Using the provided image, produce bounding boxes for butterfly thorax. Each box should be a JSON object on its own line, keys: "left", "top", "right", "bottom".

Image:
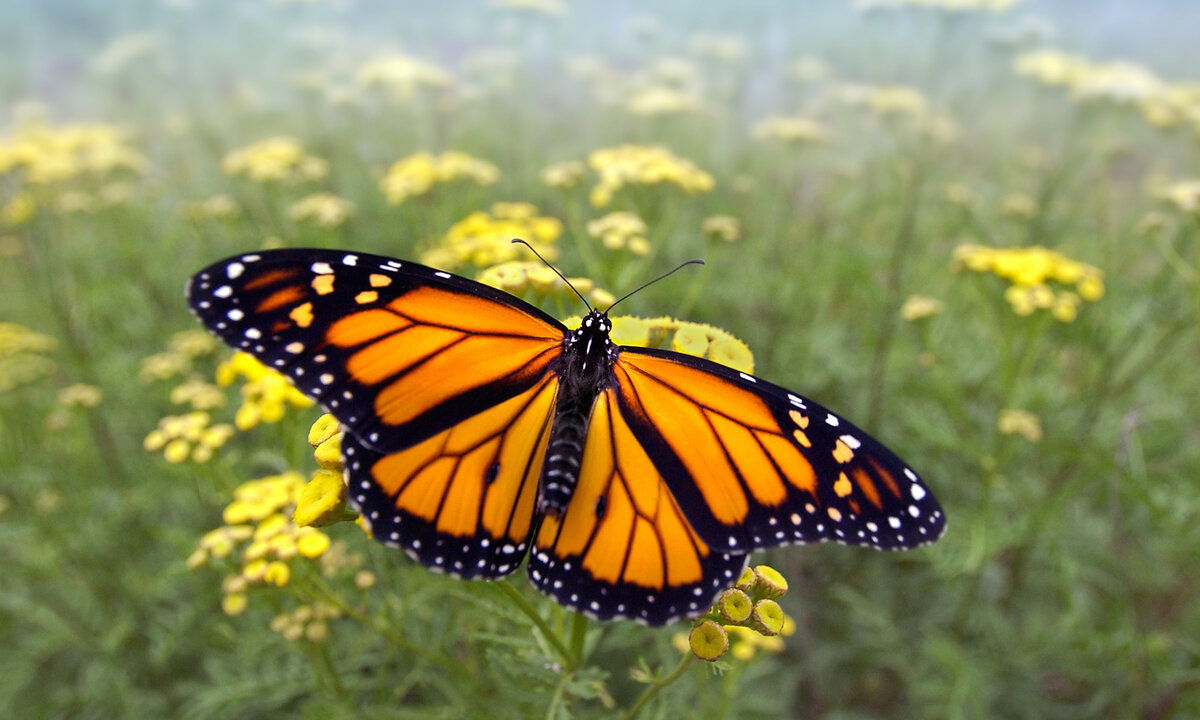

{"left": 539, "top": 311, "right": 619, "bottom": 517}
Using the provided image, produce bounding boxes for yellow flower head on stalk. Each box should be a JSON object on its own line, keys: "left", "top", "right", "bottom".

{"left": 189, "top": 470, "right": 340, "bottom": 616}
{"left": 0, "top": 120, "right": 148, "bottom": 184}
{"left": 0, "top": 192, "right": 36, "bottom": 227}
{"left": 701, "top": 214, "right": 741, "bottom": 243}
{"left": 356, "top": 53, "right": 453, "bottom": 101}
{"left": 420, "top": 202, "right": 561, "bottom": 271}
{"left": 169, "top": 377, "right": 226, "bottom": 410}
{"left": 57, "top": 383, "right": 103, "bottom": 408}
{"left": 477, "top": 261, "right": 600, "bottom": 303}
{"left": 953, "top": 244, "right": 1104, "bottom": 321}
{"left": 215, "top": 351, "right": 315, "bottom": 430}
{"left": 143, "top": 411, "right": 235, "bottom": 463}
{"left": 998, "top": 408, "right": 1043, "bottom": 442}
{"left": 1156, "top": 180, "right": 1200, "bottom": 214}
{"left": 586, "top": 145, "right": 714, "bottom": 208}
{"left": 625, "top": 86, "right": 702, "bottom": 117}
{"left": 222, "top": 136, "right": 328, "bottom": 184}
{"left": 677, "top": 564, "right": 796, "bottom": 662}
{"left": 379, "top": 151, "right": 500, "bottom": 205}
{"left": 183, "top": 194, "right": 240, "bottom": 222}
{"left": 587, "top": 211, "right": 650, "bottom": 255}
{"left": 900, "top": 295, "right": 944, "bottom": 322}
{"left": 287, "top": 192, "right": 355, "bottom": 228}
{"left": 751, "top": 115, "right": 829, "bottom": 144}
{"left": 540, "top": 160, "right": 587, "bottom": 189}
{"left": 0, "top": 322, "right": 58, "bottom": 392}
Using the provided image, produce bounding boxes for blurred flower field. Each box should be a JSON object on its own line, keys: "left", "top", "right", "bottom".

{"left": 3, "top": 0, "right": 1200, "bottom": 717}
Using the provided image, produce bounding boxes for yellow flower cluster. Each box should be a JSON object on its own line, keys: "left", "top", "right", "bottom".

{"left": 379, "top": 151, "right": 500, "bottom": 205}
{"left": 476, "top": 261, "right": 605, "bottom": 304}
{"left": 139, "top": 329, "right": 220, "bottom": 383}
{"left": 857, "top": 0, "right": 1022, "bottom": 11}
{"left": 0, "top": 120, "right": 148, "bottom": 184}
{"left": 900, "top": 294, "right": 944, "bottom": 322}
{"left": 678, "top": 565, "right": 795, "bottom": 662}
{"left": 998, "top": 408, "right": 1043, "bottom": 442}
{"left": 294, "top": 414, "right": 352, "bottom": 528}
{"left": 419, "top": 201, "right": 561, "bottom": 271}
{"left": 834, "top": 83, "right": 959, "bottom": 140}
{"left": 954, "top": 244, "right": 1104, "bottom": 321}
{"left": 0, "top": 322, "right": 57, "bottom": 392}
{"left": 625, "top": 86, "right": 702, "bottom": 116}
{"left": 539, "top": 160, "right": 587, "bottom": 189}
{"left": 751, "top": 115, "right": 829, "bottom": 144}
{"left": 701, "top": 214, "right": 741, "bottom": 243}
{"left": 287, "top": 192, "right": 355, "bottom": 228}
{"left": 169, "top": 377, "right": 226, "bottom": 411}
{"left": 270, "top": 602, "right": 343, "bottom": 643}
{"left": 1155, "top": 180, "right": 1200, "bottom": 214}
{"left": 215, "top": 351, "right": 315, "bottom": 430}
{"left": 222, "top": 136, "right": 329, "bottom": 184}
{"left": 1015, "top": 50, "right": 1200, "bottom": 131}
{"left": 587, "top": 145, "right": 714, "bottom": 208}
{"left": 564, "top": 315, "right": 755, "bottom": 375}
{"left": 144, "top": 411, "right": 235, "bottom": 463}
{"left": 587, "top": 211, "right": 649, "bottom": 255}
{"left": 356, "top": 53, "right": 453, "bottom": 100}
{"left": 182, "top": 194, "right": 240, "bottom": 222}
{"left": 51, "top": 182, "right": 134, "bottom": 215}
{"left": 57, "top": 383, "right": 103, "bottom": 408}
{"left": 188, "top": 471, "right": 335, "bottom": 616}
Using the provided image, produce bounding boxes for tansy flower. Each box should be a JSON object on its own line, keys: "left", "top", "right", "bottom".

{"left": 625, "top": 86, "right": 701, "bottom": 116}
{"left": 901, "top": 295, "right": 944, "bottom": 322}
{"left": 222, "top": 136, "right": 328, "bottom": 184}
{"left": 540, "top": 160, "right": 587, "bottom": 189}
{"left": 355, "top": 53, "right": 452, "bottom": 100}
{"left": 287, "top": 192, "right": 355, "bottom": 228}
{"left": 998, "top": 408, "right": 1043, "bottom": 442}
{"left": 679, "top": 564, "right": 795, "bottom": 662}
{"left": 751, "top": 115, "right": 829, "bottom": 144}
{"left": 477, "top": 261, "right": 598, "bottom": 301}
{"left": 379, "top": 151, "right": 499, "bottom": 205}
{"left": 419, "top": 202, "right": 561, "bottom": 271}
{"left": 0, "top": 120, "right": 148, "bottom": 184}
{"left": 143, "top": 411, "right": 235, "bottom": 463}
{"left": 215, "top": 351, "right": 314, "bottom": 430}
{"left": 587, "top": 211, "right": 649, "bottom": 255}
{"left": 954, "top": 244, "right": 1103, "bottom": 321}
{"left": 701, "top": 214, "right": 740, "bottom": 243}
{"left": 57, "top": 383, "right": 103, "bottom": 408}
{"left": 586, "top": 145, "right": 714, "bottom": 208}
{"left": 0, "top": 322, "right": 58, "bottom": 392}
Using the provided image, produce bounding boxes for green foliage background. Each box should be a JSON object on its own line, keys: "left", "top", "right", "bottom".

{"left": 2, "top": 0, "right": 1199, "bottom": 717}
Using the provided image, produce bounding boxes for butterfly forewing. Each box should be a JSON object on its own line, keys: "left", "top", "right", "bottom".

{"left": 612, "top": 348, "right": 946, "bottom": 553}
{"left": 187, "top": 250, "right": 566, "bottom": 451}
{"left": 528, "top": 386, "right": 746, "bottom": 625}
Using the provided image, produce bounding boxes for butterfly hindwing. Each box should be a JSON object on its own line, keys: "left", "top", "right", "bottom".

{"left": 528, "top": 387, "right": 747, "bottom": 625}
{"left": 342, "top": 375, "right": 556, "bottom": 578}
{"left": 186, "top": 250, "right": 566, "bottom": 451}
{"left": 612, "top": 347, "right": 946, "bottom": 553}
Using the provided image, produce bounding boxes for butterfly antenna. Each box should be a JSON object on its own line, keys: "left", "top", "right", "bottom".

{"left": 511, "top": 238, "right": 592, "bottom": 312}
{"left": 604, "top": 258, "right": 705, "bottom": 315}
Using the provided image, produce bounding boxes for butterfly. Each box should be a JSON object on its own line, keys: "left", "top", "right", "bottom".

{"left": 187, "top": 248, "right": 946, "bottom": 626}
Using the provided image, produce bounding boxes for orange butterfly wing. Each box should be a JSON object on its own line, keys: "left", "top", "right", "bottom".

{"left": 609, "top": 348, "right": 946, "bottom": 553}
{"left": 528, "top": 386, "right": 746, "bottom": 624}
{"left": 188, "top": 250, "right": 566, "bottom": 577}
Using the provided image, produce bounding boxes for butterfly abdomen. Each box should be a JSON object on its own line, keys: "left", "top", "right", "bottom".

{"left": 539, "top": 311, "right": 618, "bottom": 516}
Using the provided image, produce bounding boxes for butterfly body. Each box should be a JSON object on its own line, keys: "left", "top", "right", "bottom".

{"left": 188, "top": 249, "right": 946, "bottom": 625}
{"left": 541, "top": 311, "right": 618, "bottom": 517}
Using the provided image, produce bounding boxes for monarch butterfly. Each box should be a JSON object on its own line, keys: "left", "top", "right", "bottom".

{"left": 187, "top": 248, "right": 945, "bottom": 625}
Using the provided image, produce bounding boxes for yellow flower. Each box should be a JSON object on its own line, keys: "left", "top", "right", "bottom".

{"left": 57, "top": 383, "right": 103, "bottom": 408}
{"left": 540, "top": 160, "right": 587, "bottom": 189}
{"left": 0, "top": 120, "right": 147, "bottom": 184}
{"left": 900, "top": 295, "right": 944, "bottom": 322}
{"left": 222, "top": 136, "right": 327, "bottom": 184}
{"left": 379, "top": 151, "right": 499, "bottom": 205}
{"left": 355, "top": 53, "right": 452, "bottom": 100}
{"left": 221, "top": 592, "right": 249, "bottom": 616}
{"left": 586, "top": 145, "right": 714, "bottom": 208}
{"left": 751, "top": 115, "right": 829, "bottom": 144}
{"left": 1001, "top": 193, "right": 1039, "bottom": 219}
{"left": 625, "top": 86, "right": 701, "bottom": 116}
{"left": 1156, "top": 180, "right": 1200, "bottom": 213}
{"left": 296, "top": 529, "right": 332, "bottom": 558}
{"left": 688, "top": 620, "right": 729, "bottom": 661}
{"left": 587, "top": 211, "right": 648, "bottom": 254}
{"left": 183, "top": 194, "right": 240, "bottom": 222}
{"left": 294, "top": 469, "right": 347, "bottom": 527}
{"left": 998, "top": 408, "right": 1043, "bottom": 442}
{"left": 955, "top": 244, "right": 1103, "bottom": 319}
{"left": 0, "top": 192, "right": 36, "bottom": 227}
{"left": 216, "top": 351, "right": 314, "bottom": 430}
{"left": 701, "top": 215, "right": 740, "bottom": 243}
{"left": 287, "top": 192, "right": 354, "bottom": 228}
{"left": 422, "top": 203, "right": 561, "bottom": 271}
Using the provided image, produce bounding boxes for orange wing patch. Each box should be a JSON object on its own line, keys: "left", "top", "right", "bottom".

{"left": 615, "top": 354, "right": 817, "bottom": 520}
{"left": 365, "top": 377, "right": 555, "bottom": 549}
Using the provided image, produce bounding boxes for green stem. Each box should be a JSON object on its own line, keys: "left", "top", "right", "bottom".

{"left": 621, "top": 652, "right": 694, "bottom": 720}
{"left": 493, "top": 579, "right": 575, "bottom": 669}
